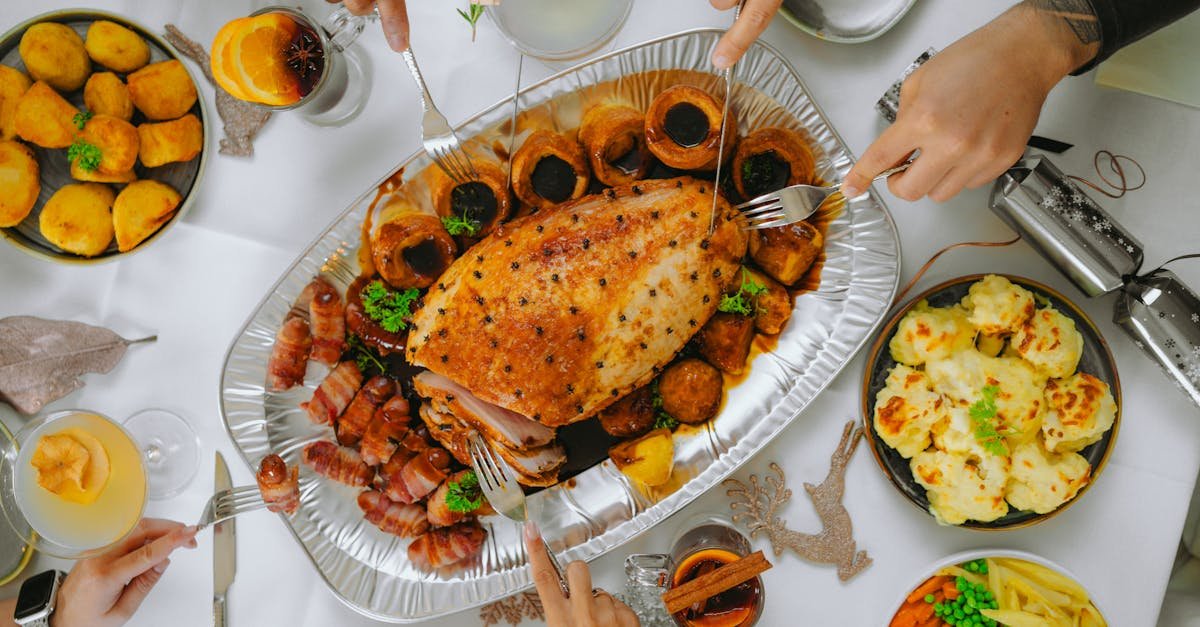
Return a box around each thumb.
[111,559,169,621]
[842,123,915,198]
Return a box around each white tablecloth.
[1,1,1199,625]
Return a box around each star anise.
[285,29,323,80]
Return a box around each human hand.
[709,0,783,69]
[842,4,1095,202]
[328,0,410,52]
[51,519,198,627]
[524,522,638,627]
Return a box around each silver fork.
[401,48,477,183]
[737,161,913,229]
[196,486,266,530]
[468,434,570,596]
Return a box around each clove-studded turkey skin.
[407,177,747,427]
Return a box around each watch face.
[14,570,57,619]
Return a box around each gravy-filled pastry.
[579,104,651,187]
[644,85,737,171]
[510,129,590,211]
[372,197,458,289]
[732,126,816,199]
[429,159,512,237]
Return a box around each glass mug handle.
[624,554,675,621]
[322,5,378,52]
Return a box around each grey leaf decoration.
[0,316,156,415]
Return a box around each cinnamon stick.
[661,550,772,615]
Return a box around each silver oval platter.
[779,0,917,44]
[219,29,900,622]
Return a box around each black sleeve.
[1074,0,1200,73]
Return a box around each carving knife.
[709,0,746,234]
[213,453,235,627]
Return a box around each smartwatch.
[13,569,65,627]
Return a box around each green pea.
[925,594,936,604]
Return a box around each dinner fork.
[196,486,266,530]
[736,161,913,230]
[401,48,477,183]
[468,434,570,596]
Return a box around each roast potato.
[39,183,116,257]
[77,114,139,177]
[84,20,150,73]
[137,114,202,167]
[696,312,755,375]
[608,428,674,487]
[748,221,823,285]
[0,65,32,141]
[14,81,80,149]
[0,140,39,227]
[744,266,792,335]
[70,160,136,183]
[83,72,133,121]
[113,180,181,252]
[597,386,655,438]
[658,358,723,424]
[19,23,91,92]
[127,60,197,121]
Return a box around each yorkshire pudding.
[429,159,512,237]
[732,126,816,199]
[510,130,590,211]
[644,85,737,171]
[578,104,651,187]
[372,198,458,290]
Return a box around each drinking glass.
[123,408,200,500]
[486,0,633,63]
[625,515,766,627]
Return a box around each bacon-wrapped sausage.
[382,447,451,504]
[256,454,300,515]
[360,396,412,466]
[267,317,312,392]
[302,441,374,487]
[337,375,397,447]
[300,361,363,425]
[358,490,429,537]
[408,522,487,572]
[427,469,493,527]
[308,277,346,366]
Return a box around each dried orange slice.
[211,17,255,102]
[31,433,90,496]
[58,429,110,505]
[232,13,301,107]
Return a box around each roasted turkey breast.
[407,177,747,427]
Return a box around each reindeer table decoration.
[724,421,872,582]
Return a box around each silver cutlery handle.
[401,49,436,113]
[213,594,226,627]
[544,537,571,597]
[873,161,913,181]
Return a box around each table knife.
[709,0,746,233]
[213,453,236,627]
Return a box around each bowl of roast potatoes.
[0,10,207,263]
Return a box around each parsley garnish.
[67,139,102,172]
[347,334,387,377]
[968,385,1010,456]
[442,214,481,237]
[72,111,93,130]
[718,268,770,316]
[649,380,679,430]
[446,470,484,513]
[361,280,420,333]
[457,2,485,42]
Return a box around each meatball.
[598,386,655,438]
[658,358,723,424]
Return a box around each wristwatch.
[13,570,65,627]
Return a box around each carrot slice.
[915,601,935,621]
[942,582,960,600]
[890,609,918,627]
[907,577,948,604]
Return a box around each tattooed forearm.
[1028,0,1101,44]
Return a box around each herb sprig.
[361,280,420,333]
[446,470,484,513]
[347,334,387,377]
[442,214,481,237]
[718,268,769,316]
[67,139,102,173]
[649,380,679,430]
[968,385,1010,456]
[457,2,485,42]
[72,111,93,130]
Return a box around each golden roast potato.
[39,183,116,257]
[0,140,39,227]
[76,114,139,177]
[19,23,91,92]
[14,81,80,149]
[0,65,32,141]
[137,114,202,167]
[70,159,136,183]
[113,179,181,252]
[84,20,150,73]
[83,72,133,121]
[127,60,197,121]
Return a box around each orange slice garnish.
[232,13,301,107]
[211,17,255,102]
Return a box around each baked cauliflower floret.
[911,448,1010,525]
[1011,307,1083,378]
[930,407,976,455]
[962,274,1035,335]
[1005,440,1091,514]
[1042,373,1116,453]
[873,365,945,459]
[889,301,976,366]
[926,349,1046,442]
